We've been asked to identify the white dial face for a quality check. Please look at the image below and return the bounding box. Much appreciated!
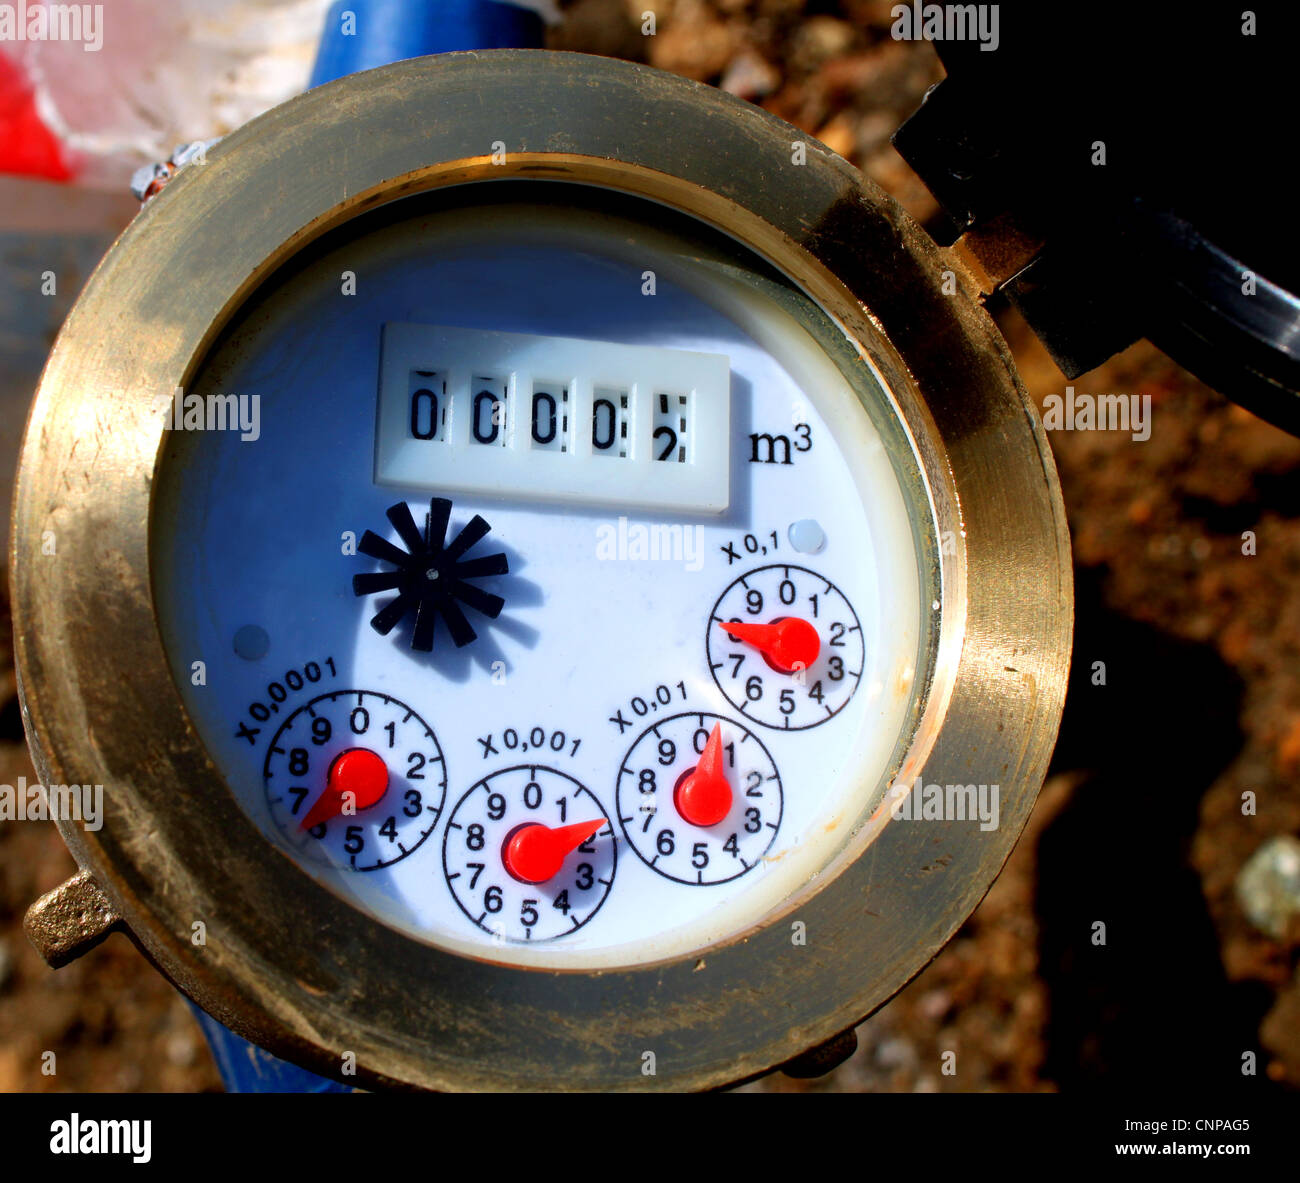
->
[152,192,933,970]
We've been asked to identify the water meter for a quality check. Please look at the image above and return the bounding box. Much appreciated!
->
[13,51,1071,1090]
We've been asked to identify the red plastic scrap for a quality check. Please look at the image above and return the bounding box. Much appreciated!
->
[0,52,73,181]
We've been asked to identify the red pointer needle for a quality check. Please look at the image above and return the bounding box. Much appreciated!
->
[674,722,733,828]
[300,748,389,830]
[718,616,820,674]
[504,819,606,884]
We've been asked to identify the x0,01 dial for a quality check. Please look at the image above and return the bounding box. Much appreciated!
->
[616,712,782,885]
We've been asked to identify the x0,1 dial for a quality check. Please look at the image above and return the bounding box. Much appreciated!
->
[707,563,863,729]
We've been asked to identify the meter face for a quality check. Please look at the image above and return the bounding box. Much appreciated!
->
[152,184,935,969]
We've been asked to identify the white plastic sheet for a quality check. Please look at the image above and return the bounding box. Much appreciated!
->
[0,0,333,188]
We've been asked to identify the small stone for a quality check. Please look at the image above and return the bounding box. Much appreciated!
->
[917,988,951,1023]
[814,113,857,160]
[720,49,780,101]
[790,16,856,72]
[1275,716,1300,776]
[165,1030,197,1068]
[649,7,735,81]
[1236,835,1300,940]
[875,1036,917,1070]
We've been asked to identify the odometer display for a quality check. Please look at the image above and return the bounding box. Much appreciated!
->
[376,323,732,512]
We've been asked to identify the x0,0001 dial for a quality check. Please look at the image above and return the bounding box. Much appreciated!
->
[617,712,782,885]
[442,766,617,942]
[263,690,446,870]
[707,564,863,730]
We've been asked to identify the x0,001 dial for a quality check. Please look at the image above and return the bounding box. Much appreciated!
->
[442,766,617,942]
[263,690,446,870]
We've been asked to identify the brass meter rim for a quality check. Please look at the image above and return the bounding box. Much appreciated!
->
[10,50,1071,1091]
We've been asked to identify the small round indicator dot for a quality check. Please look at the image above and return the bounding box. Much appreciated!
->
[788,519,826,554]
[233,624,269,661]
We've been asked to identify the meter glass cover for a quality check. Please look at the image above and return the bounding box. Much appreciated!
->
[152,185,935,970]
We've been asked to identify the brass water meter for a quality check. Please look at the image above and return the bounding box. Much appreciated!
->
[13,51,1070,1091]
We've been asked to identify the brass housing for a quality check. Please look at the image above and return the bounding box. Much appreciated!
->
[11,51,1071,1090]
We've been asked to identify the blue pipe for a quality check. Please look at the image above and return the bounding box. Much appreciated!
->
[309,0,544,87]
[191,1006,355,1093]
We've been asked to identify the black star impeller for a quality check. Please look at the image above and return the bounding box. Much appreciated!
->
[352,499,508,651]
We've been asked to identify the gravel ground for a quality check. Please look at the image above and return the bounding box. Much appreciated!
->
[0,1,1296,1092]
